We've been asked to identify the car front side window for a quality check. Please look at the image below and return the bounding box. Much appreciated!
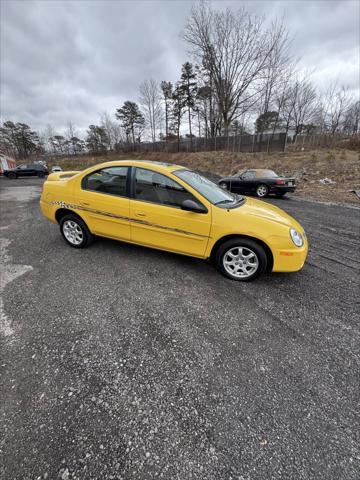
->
[242,171,256,179]
[82,167,128,197]
[134,168,202,209]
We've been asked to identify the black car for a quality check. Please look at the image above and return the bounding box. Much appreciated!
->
[4,163,48,179]
[218,169,296,198]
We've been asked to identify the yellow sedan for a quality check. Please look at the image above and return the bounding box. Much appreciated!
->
[40,160,308,281]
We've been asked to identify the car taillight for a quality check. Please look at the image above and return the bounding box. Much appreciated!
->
[276,179,286,185]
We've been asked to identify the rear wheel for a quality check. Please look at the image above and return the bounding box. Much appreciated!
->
[37,171,45,178]
[256,184,269,198]
[219,182,228,190]
[275,192,286,198]
[60,214,94,248]
[215,238,267,281]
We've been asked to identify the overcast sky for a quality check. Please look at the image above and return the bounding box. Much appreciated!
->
[0,0,359,135]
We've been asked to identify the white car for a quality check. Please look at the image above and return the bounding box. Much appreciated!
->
[51,166,62,173]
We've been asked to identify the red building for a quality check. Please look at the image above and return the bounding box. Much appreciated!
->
[0,152,17,174]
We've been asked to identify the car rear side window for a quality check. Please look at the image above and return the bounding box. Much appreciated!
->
[82,167,128,197]
[134,168,201,209]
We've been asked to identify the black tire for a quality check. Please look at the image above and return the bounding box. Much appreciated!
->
[37,172,45,178]
[8,172,17,179]
[219,182,228,190]
[59,214,94,248]
[256,184,269,198]
[275,192,286,198]
[215,237,267,282]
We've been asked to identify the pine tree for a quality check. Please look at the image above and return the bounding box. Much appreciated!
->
[160,81,173,140]
[180,62,197,147]
[171,85,187,151]
[115,101,145,144]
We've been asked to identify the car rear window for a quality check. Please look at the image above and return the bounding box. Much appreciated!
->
[256,170,278,178]
[82,167,128,197]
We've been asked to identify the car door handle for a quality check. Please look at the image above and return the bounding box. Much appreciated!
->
[135,212,146,217]
[80,201,90,206]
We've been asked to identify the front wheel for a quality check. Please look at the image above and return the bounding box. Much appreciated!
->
[8,172,17,179]
[256,184,269,198]
[60,214,94,248]
[37,172,45,178]
[215,238,267,281]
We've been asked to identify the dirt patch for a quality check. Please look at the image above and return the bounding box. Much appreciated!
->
[46,149,360,205]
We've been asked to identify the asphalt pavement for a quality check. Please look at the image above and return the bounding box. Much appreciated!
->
[1,177,359,480]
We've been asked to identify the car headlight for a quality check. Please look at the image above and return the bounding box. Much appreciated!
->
[290,228,304,247]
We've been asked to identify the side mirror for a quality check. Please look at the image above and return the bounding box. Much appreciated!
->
[181,199,207,214]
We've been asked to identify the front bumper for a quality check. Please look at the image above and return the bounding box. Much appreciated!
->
[272,239,308,272]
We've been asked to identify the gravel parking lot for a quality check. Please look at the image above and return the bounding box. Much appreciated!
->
[1,177,359,480]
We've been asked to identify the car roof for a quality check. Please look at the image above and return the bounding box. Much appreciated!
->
[242,168,277,176]
[87,159,187,174]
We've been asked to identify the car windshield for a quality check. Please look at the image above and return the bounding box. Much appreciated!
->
[174,169,242,206]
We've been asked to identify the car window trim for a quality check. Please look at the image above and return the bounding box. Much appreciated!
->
[131,166,208,213]
[81,166,131,199]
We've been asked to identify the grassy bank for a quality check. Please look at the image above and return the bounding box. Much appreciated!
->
[47,149,360,205]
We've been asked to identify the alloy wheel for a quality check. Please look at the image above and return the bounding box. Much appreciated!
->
[223,246,259,279]
[62,220,84,246]
[256,185,268,197]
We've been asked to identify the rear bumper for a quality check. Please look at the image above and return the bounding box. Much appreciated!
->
[40,199,57,224]
[270,185,296,194]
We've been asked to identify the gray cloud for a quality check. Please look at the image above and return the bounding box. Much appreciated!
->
[1,0,359,135]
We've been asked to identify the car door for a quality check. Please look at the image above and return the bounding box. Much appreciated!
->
[16,164,28,177]
[227,176,242,193]
[239,170,256,193]
[129,167,211,257]
[75,166,131,241]
[26,164,37,176]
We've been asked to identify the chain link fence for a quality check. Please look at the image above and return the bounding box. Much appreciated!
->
[117,133,287,154]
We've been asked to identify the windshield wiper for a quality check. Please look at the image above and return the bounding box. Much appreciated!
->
[214,199,235,205]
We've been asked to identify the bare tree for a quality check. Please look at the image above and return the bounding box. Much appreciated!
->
[195,62,224,137]
[100,112,124,150]
[270,63,297,135]
[280,74,318,140]
[322,83,352,135]
[258,18,291,121]
[66,121,81,155]
[183,3,290,134]
[43,124,57,154]
[342,100,360,135]
[139,79,162,142]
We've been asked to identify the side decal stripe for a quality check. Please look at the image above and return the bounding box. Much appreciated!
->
[51,200,208,239]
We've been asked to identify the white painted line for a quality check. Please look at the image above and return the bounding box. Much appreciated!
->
[0,238,33,337]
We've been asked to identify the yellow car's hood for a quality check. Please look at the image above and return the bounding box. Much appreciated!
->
[239,197,302,230]
[243,197,292,224]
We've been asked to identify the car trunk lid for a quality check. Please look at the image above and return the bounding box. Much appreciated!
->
[46,171,80,181]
